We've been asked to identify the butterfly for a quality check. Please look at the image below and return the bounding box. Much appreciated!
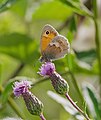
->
[40,24,70,62]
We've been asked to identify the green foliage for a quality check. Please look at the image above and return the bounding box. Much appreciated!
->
[33,1,73,21]
[10,0,27,17]
[74,49,96,65]
[58,0,93,17]
[84,85,101,120]
[67,15,77,43]
[1,79,14,104]
[0,0,101,120]
[0,0,17,13]
[0,33,38,63]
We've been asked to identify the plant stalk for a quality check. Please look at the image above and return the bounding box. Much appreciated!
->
[93,0,101,96]
[40,113,46,120]
[65,93,90,120]
[69,71,84,102]
[0,85,26,119]
[8,97,26,119]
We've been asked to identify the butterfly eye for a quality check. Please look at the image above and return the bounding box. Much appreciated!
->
[46,31,50,35]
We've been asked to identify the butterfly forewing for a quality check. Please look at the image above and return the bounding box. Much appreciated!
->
[44,35,70,61]
[40,24,70,62]
[40,24,59,54]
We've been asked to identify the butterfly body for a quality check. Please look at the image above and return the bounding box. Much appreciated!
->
[40,24,70,62]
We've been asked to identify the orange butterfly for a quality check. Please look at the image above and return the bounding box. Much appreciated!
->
[40,24,70,62]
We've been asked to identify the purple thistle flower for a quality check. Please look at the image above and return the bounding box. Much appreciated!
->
[13,80,31,97]
[38,62,55,76]
[13,80,46,119]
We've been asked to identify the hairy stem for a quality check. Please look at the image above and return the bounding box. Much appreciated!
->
[65,93,90,120]
[40,113,46,120]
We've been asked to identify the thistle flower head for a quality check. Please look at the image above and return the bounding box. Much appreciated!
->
[13,80,31,97]
[50,72,69,94]
[38,62,55,76]
[13,80,44,117]
[22,92,44,116]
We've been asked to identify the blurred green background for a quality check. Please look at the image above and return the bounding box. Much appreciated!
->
[0,0,101,120]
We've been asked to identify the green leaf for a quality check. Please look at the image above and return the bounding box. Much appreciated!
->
[0,0,4,4]
[74,49,96,65]
[55,50,93,75]
[0,0,17,13]
[66,50,97,75]
[1,79,14,104]
[10,0,27,17]
[58,0,93,18]
[33,1,73,21]
[84,85,101,120]
[0,33,39,63]
[67,51,76,71]
[92,60,99,74]
[69,15,77,32]
[67,15,77,43]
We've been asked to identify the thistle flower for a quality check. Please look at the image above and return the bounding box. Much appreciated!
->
[13,80,46,120]
[13,80,31,97]
[38,62,55,76]
[38,62,90,120]
[38,62,69,94]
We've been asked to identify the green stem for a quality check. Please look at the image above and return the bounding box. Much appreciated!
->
[8,97,26,119]
[69,71,84,102]
[93,0,101,96]
[0,86,26,119]
[0,63,2,85]
[69,71,90,115]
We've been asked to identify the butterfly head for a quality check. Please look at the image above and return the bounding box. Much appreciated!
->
[41,24,59,39]
[41,24,59,52]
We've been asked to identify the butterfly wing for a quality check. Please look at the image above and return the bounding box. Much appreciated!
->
[40,24,59,55]
[42,35,70,61]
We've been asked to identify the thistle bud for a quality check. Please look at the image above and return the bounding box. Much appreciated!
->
[13,80,44,116]
[22,91,43,116]
[50,72,69,95]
